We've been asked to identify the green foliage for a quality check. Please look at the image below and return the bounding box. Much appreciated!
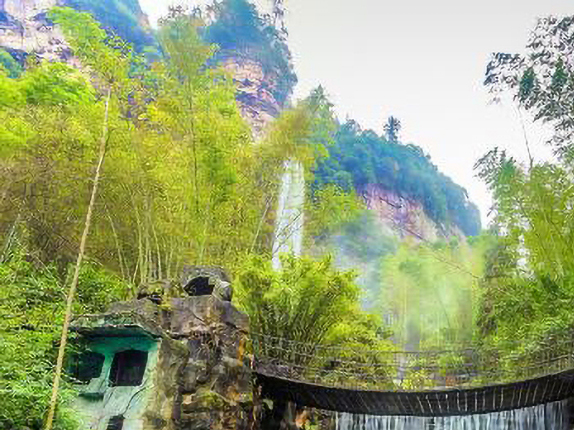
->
[261,85,363,243]
[0,6,417,420]
[64,0,156,52]
[0,9,260,283]
[314,120,482,236]
[50,7,132,87]
[262,86,335,169]
[380,236,488,348]
[0,8,339,285]
[477,149,574,280]
[202,0,297,105]
[0,69,24,109]
[485,15,574,157]
[475,151,574,347]
[0,251,126,430]
[0,49,23,78]
[478,15,574,371]
[20,62,95,106]
[235,253,378,346]
[305,185,362,239]
[235,253,395,389]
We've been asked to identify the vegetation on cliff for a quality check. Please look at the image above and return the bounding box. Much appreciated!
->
[313,119,482,236]
[64,0,156,52]
[202,0,297,106]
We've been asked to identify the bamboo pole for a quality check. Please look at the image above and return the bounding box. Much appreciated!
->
[44,87,112,430]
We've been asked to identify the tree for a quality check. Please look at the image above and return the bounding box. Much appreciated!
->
[474,147,574,372]
[235,253,392,351]
[485,15,574,158]
[380,237,486,349]
[384,115,401,143]
[235,254,359,344]
[476,149,574,282]
[476,15,574,372]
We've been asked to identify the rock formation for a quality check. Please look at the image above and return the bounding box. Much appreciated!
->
[0,0,69,62]
[222,55,283,138]
[361,184,464,243]
[0,0,153,64]
[71,267,252,430]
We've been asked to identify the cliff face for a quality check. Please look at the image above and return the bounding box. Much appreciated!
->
[0,0,153,63]
[222,55,282,138]
[0,0,69,61]
[361,184,464,242]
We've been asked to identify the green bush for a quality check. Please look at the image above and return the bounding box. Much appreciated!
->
[0,251,128,429]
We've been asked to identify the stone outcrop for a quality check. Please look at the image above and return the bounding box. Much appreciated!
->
[0,0,153,64]
[181,266,233,302]
[222,55,283,139]
[361,184,464,243]
[0,0,69,62]
[71,267,252,430]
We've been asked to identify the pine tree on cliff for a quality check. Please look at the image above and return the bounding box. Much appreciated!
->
[384,116,401,143]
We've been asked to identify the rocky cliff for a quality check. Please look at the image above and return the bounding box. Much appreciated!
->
[222,55,283,138]
[361,184,464,243]
[0,0,153,63]
[0,0,68,62]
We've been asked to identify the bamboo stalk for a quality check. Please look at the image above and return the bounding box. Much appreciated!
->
[45,87,112,430]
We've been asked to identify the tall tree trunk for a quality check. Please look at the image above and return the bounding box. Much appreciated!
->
[44,87,112,430]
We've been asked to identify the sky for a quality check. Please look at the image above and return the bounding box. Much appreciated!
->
[140,0,574,226]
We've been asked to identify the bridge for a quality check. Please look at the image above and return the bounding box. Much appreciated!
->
[250,334,574,416]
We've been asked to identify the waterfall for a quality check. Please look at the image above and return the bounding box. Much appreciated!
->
[336,401,569,430]
[272,159,305,269]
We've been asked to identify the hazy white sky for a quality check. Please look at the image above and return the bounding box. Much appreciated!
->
[140,0,574,226]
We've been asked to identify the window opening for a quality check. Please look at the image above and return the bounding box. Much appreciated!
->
[69,351,105,384]
[109,349,148,386]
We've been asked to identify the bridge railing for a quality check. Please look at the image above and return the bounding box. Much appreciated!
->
[250,333,574,391]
